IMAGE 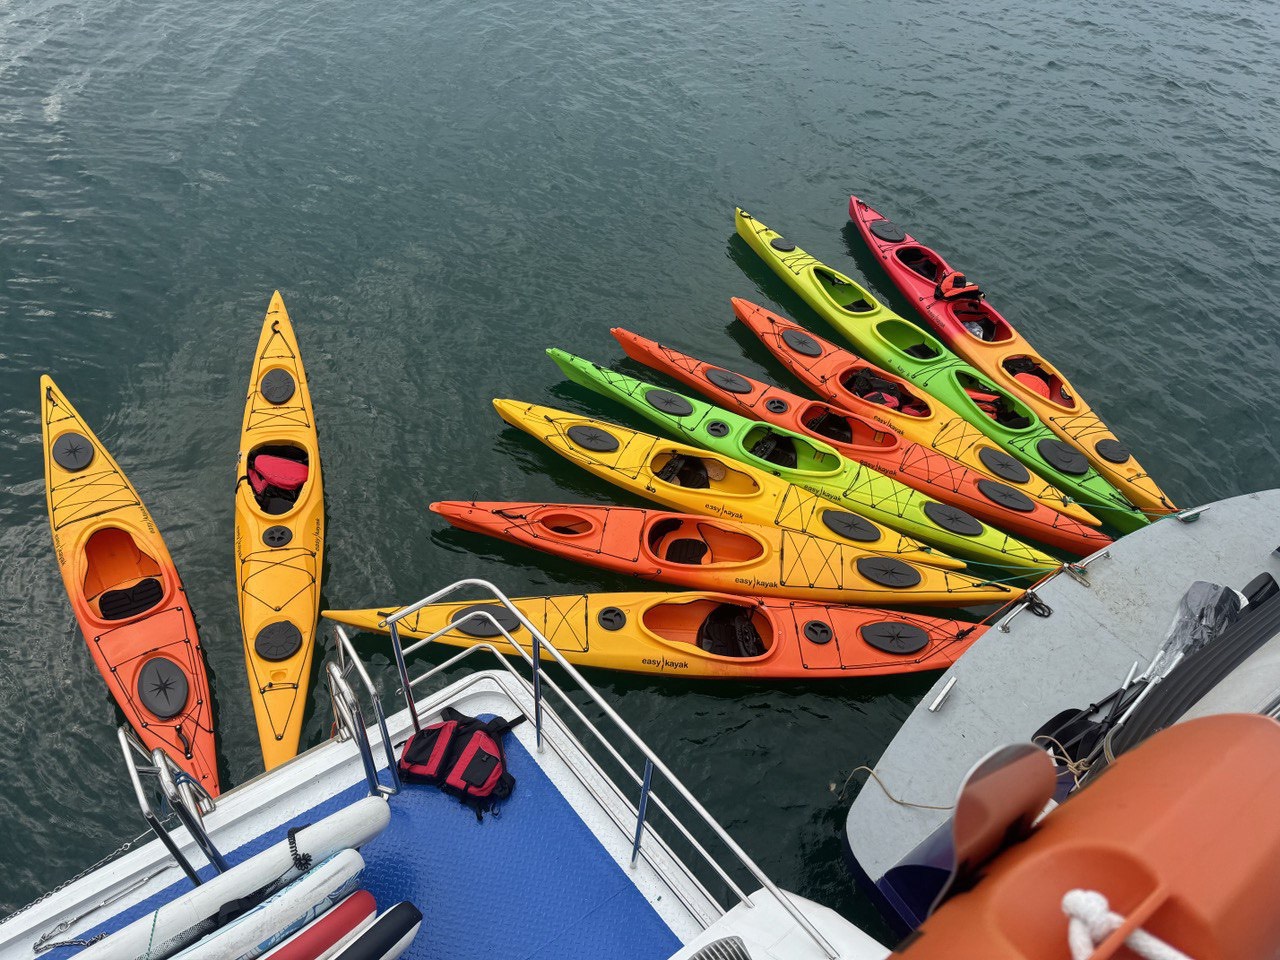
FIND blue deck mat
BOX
[50,731,682,960]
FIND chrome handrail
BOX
[322,665,396,798]
[337,577,841,960]
[116,728,228,885]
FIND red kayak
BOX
[612,325,1110,557]
[848,194,1175,517]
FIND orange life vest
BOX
[935,270,982,301]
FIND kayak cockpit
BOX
[947,298,1014,343]
[1002,355,1074,407]
[741,424,838,472]
[895,244,944,282]
[643,598,773,659]
[955,372,1035,430]
[644,517,763,567]
[838,366,933,418]
[813,267,876,313]
[650,451,760,495]
[800,403,898,450]
[247,442,311,516]
[535,512,596,537]
[875,317,946,362]
[83,527,166,621]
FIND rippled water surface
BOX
[2,0,1278,934]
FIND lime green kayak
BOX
[734,207,1147,533]
[550,348,1060,571]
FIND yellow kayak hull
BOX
[234,292,324,771]
[325,592,987,679]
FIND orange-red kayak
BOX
[612,325,1110,557]
[325,591,985,679]
[40,377,219,795]
[432,501,1019,607]
[733,299,1100,527]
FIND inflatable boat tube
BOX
[331,901,423,960]
[79,797,390,959]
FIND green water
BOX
[2,0,1279,935]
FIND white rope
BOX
[1062,890,1194,960]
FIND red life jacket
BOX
[935,270,983,301]
[249,454,309,496]
[398,707,526,820]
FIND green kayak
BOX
[550,348,1061,572]
[734,208,1147,533]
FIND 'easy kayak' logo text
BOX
[641,657,689,671]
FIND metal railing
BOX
[117,728,228,885]
[330,578,840,959]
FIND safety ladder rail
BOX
[116,728,229,885]
[354,577,840,960]
[325,658,401,797]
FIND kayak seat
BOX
[99,577,164,621]
[664,538,709,566]
[749,433,798,468]
[655,454,710,489]
[845,298,874,313]
[697,604,766,658]
[1014,371,1051,399]
[805,409,854,445]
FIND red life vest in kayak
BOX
[935,270,983,301]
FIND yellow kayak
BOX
[492,399,1009,586]
[234,292,324,770]
[324,593,987,679]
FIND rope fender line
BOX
[1063,889,1194,960]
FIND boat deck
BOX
[843,490,1280,925]
[45,728,679,960]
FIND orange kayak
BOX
[611,325,1111,557]
[432,501,1020,607]
[733,299,1099,526]
[40,377,219,795]
[325,591,985,679]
